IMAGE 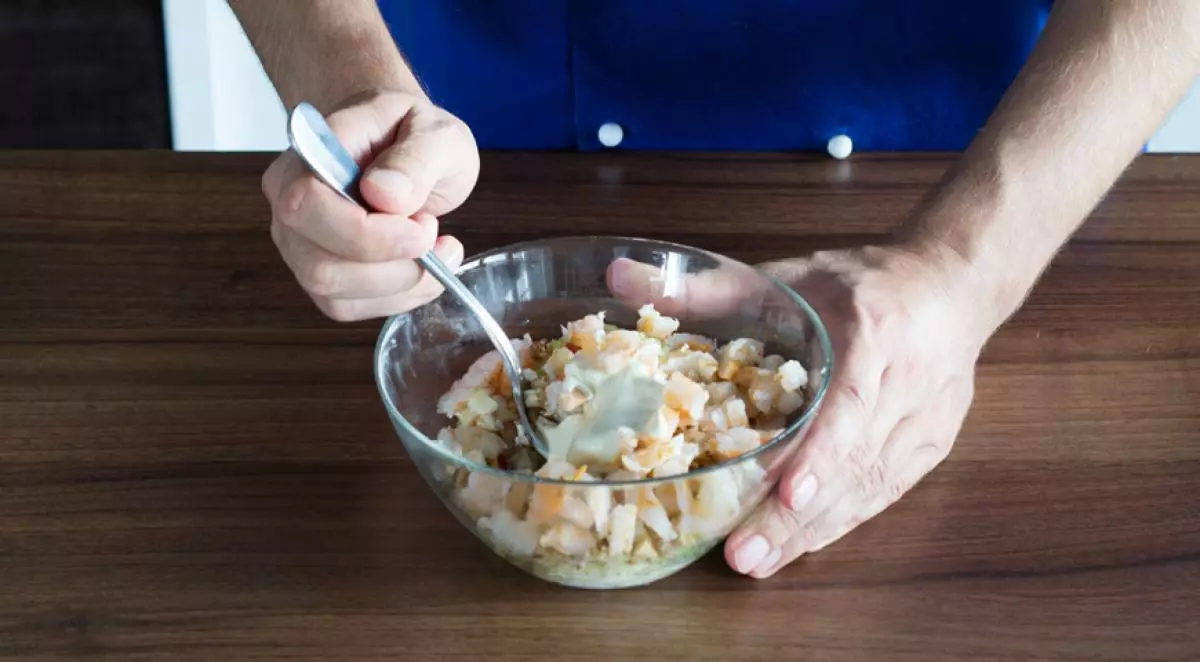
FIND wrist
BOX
[309,70,428,113]
[328,86,429,115]
[895,224,1031,341]
[286,23,425,109]
[892,153,1063,337]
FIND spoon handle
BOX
[287,102,539,450]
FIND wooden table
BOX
[2,151,1198,661]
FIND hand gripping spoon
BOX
[286,102,551,458]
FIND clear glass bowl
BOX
[374,236,832,589]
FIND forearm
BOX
[229,0,424,111]
[905,0,1200,330]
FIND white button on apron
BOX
[598,122,624,148]
[826,134,853,160]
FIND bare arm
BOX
[907,0,1200,330]
[228,0,424,110]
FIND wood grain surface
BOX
[1,151,1198,661]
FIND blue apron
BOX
[380,0,1053,151]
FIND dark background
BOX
[0,0,170,148]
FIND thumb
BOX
[360,110,477,218]
[606,256,770,320]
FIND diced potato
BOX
[633,539,659,560]
[460,471,509,518]
[540,521,596,556]
[543,346,574,379]
[642,406,681,443]
[585,486,613,536]
[454,426,505,460]
[705,381,738,404]
[565,313,606,352]
[664,372,709,421]
[607,504,638,555]
[559,495,596,530]
[479,509,539,556]
[760,354,786,371]
[666,333,715,353]
[637,304,681,339]
[662,349,719,382]
[777,389,805,415]
[711,427,762,459]
[718,338,764,379]
[505,481,533,518]
[723,398,750,428]
[777,359,808,392]
[639,503,677,542]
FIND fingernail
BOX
[733,535,770,573]
[752,548,782,576]
[788,474,818,511]
[438,236,464,264]
[365,169,413,200]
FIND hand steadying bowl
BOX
[374,236,832,589]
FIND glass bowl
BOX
[374,236,832,589]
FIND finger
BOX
[270,167,438,263]
[724,359,879,571]
[729,417,930,579]
[324,92,422,161]
[751,496,865,578]
[773,410,914,557]
[265,94,421,203]
[791,415,948,566]
[272,214,443,299]
[776,339,885,513]
[779,414,916,554]
[606,256,770,319]
[867,362,921,446]
[859,380,970,512]
[360,106,479,218]
[861,441,950,524]
[310,234,465,322]
[752,384,967,576]
[725,481,865,578]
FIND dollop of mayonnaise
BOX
[540,359,666,467]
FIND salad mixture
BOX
[434,305,810,584]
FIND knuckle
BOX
[275,178,314,228]
[887,477,912,503]
[924,443,954,473]
[755,505,806,546]
[395,152,437,189]
[800,518,824,550]
[269,221,285,250]
[260,170,274,201]
[842,381,872,418]
[410,280,446,307]
[845,442,874,472]
[810,518,856,553]
[344,207,371,238]
[797,437,836,477]
[316,297,359,323]
[299,258,343,297]
[342,212,382,261]
[446,116,479,150]
[849,456,888,501]
[261,153,289,200]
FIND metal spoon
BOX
[286,102,550,458]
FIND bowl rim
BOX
[373,235,834,487]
